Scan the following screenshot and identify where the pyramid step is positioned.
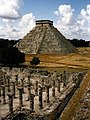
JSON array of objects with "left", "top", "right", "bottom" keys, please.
[{"left": 16, "top": 20, "right": 78, "bottom": 54}]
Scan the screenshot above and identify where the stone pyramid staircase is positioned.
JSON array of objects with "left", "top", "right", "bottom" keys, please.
[{"left": 16, "top": 20, "right": 78, "bottom": 54}]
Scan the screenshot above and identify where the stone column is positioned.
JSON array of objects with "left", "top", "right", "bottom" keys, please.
[
  {"left": 63, "top": 71, "right": 67, "bottom": 87},
  {"left": 7, "top": 92, "right": 13, "bottom": 113},
  {"left": 15, "top": 74, "right": 18, "bottom": 86},
  {"left": 28, "top": 75, "right": 31, "bottom": 85},
  {"left": 42, "top": 78, "right": 44, "bottom": 86},
  {"left": 47, "top": 74, "right": 51, "bottom": 84},
  {"left": 46, "top": 84, "right": 50, "bottom": 103},
  {"left": 30, "top": 94, "right": 35, "bottom": 112},
  {"left": 0, "top": 86, "right": 1, "bottom": 103},
  {"left": 21, "top": 78, "right": 24, "bottom": 93},
  {"left": 57, "top": 78, "right": 60, "bottom": 93},
  {"left": 35, "top": 81, "right": 38, "bottom": 95},
  {"left": 52, "top": 79, "right": 55, "bottom": 86},
  {"left": 52, "top": 80, "right": 55, "bottom": 97},
  {"left": 42, "top": 78, "right": 45, "bottom": 92},
  {"left": 2, "top": 85, "right": 6, "bottom": 104},
  {"left": 78, "top": 72, "right": 83, "bottom": 81},
  {"left": 7, "top": 76, "right": 10, "bottom": 92},
  {"left": 52, "top": 71, "right": 57, "bottom": 85},
  {"left": 27, "top": 83, "right": 32, "bottom": 101},
  {"left": 0, "top": 86, "right": 1, "bottom": 97},
  {"left": 4, "top": 73, "right": 6, "bottom": 85},
  {"left": 18, "top": 87, "right": 23, "bottom": 108},
  {"left": 12, "top": 81, "right": 16, "bottom": 98},
  {"left": 60, "top": 74, "right": 62, "bottom": 82},
  {"left": 39, "top": 86, "right": 43, "bottom": 109}
]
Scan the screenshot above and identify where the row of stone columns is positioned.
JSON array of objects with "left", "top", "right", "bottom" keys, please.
[
  {"left": 2, "top": 81, "right": 60, "bottom": 108},
  {"left": 0, "top": 70, "right": 68, "bottom": 114},
  {"left": 1, "top": 84, "right": 35, "bottom": 113},
  {"left": 1, "top": 86, "right": 23, "bottom": 113},
  {"left": 0, "top": 84, "right": 51, "bottom": 113}
]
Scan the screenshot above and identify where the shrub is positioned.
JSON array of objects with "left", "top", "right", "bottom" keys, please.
[{"left": 30, "top": 57, "right": 40, "bottom": 67}]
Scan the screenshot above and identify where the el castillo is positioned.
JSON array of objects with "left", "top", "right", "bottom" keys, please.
[{"left": 0, "top": 20, "right": 90, "bottom": 120}]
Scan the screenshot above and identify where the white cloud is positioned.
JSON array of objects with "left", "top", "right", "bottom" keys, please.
[
  {"left": 0, "top": 0, "right": 22, "bottom": 19},
  {"left": 0, "top": 13, "right": 35, "bottom": 40},
  {"left": 81, "top": 9, "right": 87, "bottom": 17},
  {"left": 87, "top": 5, "right": 90, "bottom": 15},
  {"left": 18, "top": 13, "right": 35, "bottom": 38},
  {"left": 0, "top": 0, "right": 35, "bottom": 40},
  {"left": 80, "top": 5, "right": 90, "bottom": 22},
  {"left": 0, "top": 2, "right": 90, "bottom": 41},
  {"left": 55, "top": 4, "right": 90, "bottom": 41},
  {"left": 19, "top": 13, "right": 35, "bottom": 31},
  {"left": 55, "top": 5, "right": 74, "bottom": 25}
]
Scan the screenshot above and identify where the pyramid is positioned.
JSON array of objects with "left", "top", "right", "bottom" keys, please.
[{"left": 16, "top": 20, "right": 78, "bottom": 54}]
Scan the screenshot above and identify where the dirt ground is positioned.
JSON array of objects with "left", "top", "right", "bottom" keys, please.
[{"left": 25, "top": 47, "right": 90, "bottom": 70}]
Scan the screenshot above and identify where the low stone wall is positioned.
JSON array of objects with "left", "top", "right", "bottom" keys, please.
[{"left": 59, "top": 70, "right": 90, "bottom": 120}]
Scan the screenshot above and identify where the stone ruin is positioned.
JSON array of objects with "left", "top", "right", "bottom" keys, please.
[
  {"left": 0, "top": 67, "right": 86, "bottom": 120},
  {"left": 16, "top": 20, "right": 78, "bottom": 54}
]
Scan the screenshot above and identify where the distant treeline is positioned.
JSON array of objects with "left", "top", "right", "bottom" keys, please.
[
  {"left": 0, "top": 38, "right": 90, "bottom": 48},
  {"left": 0, "top": 38, "right": 19, "bottom": 48},
  {"left": 0, "top": 38, "right": 25, "bottom": 66},
  {"left": 0, "top": 38, "right": 89, "bottom": 66},
  {"left": 68, "top": 39, "right": 90, "bottom": 47}
]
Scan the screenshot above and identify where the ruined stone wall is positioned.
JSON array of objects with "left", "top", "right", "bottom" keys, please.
[{"left": 59, "top": 70, "right": 90, "bottom": 120}]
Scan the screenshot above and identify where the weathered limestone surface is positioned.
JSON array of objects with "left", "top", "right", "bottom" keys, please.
[
  {"left": 16, "top": 20, "right": 77, "bottom": 54},
  {"left": 59, "top": 70, "right": 90, "bottom": 120},
  {"left": 73, "top": 83, "right": 90, "bottom": 120},
  {"left": 0, "top": 67, "right": 86, "bottom": 120},
  {"left": 1, "top": 74, "right": 84, "bottom": 120}
]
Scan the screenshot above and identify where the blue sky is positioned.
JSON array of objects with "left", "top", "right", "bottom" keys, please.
[
  {"left": 0, "top": 0, "right": 90, "bottom": 40},
  {"left": 22, "top": 0, "right": 61, "bottom": 20},
  {"left": 22, "top": 0, "right": 90, "bottom": 20}
]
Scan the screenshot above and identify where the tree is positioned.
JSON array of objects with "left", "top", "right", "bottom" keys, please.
[
  {"left": 30, "top": 57, "right": 40, "bottom": 67},
  {"left": 0, "top": 47, "right": 25, "bottom": 66}
]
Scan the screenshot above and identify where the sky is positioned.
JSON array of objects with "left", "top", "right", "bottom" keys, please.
[{"left": 0, "top": 0, "right": 90, "bottom": 41}]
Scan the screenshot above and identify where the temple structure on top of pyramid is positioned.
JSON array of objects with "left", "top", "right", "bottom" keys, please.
[{"left": 16, "top": 20, "right": 78, "bottom": 54}]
